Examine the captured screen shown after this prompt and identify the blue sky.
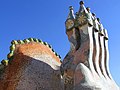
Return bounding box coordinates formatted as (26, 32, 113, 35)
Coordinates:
(0, 0, 120, 86)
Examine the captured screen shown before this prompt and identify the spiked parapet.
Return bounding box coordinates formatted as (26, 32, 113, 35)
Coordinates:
(0, 38, 62, 76)
(0, 38, 62, 90)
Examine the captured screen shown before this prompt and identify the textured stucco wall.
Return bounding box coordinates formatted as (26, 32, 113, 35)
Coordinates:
(0, 42, 63, 90)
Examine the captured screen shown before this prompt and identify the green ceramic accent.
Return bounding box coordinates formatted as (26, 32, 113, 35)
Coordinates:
(37, 39, 42, 42)
(10, 44, 15, 51)
(10, 50, 14, 54)
(51, 48, 54, 52)
(7, 52, 14, 59)
(56, 55, 61, 59)
(11, 40, 18, 45)
(48, 44, 52, 48)
(40, 41, 44, 44)
(33, 38, 39, 42)
(1, 60, 8, 66)
(36, 39, 40, 42)
(43, 42, 48, 45)
(55, 52, 58, 56)
(28, 38, 34, 42)
(38, 39, 44, 44)
(17, 40, 24, 44)
(58, 55, 61, 59)
(23, 39, 30, 43)
(8, 38, 61, 63)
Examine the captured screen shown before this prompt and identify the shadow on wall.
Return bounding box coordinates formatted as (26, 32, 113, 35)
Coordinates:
(0, 53, 63, 90)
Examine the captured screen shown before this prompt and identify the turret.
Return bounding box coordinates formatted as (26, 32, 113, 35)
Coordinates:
(92, 13, 99, 31)
(65, 6, 75, 31)
(67, 6, 75, 20)
(97, 18, 105, 36)
(76, 1, 94, 27)
(78, 1, 88, 15)
(86, 7, 94, 26)
(77, 1, 88, 26)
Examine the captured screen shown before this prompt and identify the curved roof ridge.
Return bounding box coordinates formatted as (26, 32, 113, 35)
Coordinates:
(0, 38, 62, 67)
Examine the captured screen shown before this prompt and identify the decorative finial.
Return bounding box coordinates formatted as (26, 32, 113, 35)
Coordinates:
(69, 6, 73, 10)
(97, 18, 104, 35)
(79, 1, 84, 5)
(78, 1, 88, 15)
(92, 13, 100, 31)
(67, 6, 75, 19)
(104, 29, 108, 40)
(86, 7, 90, 13)
(97, 18, 100, 23)
(92, 13, 96, 16)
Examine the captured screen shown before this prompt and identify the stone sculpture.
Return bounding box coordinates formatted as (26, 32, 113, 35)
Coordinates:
(0, 1, 119, 90)
(62, 1, 119, 90)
